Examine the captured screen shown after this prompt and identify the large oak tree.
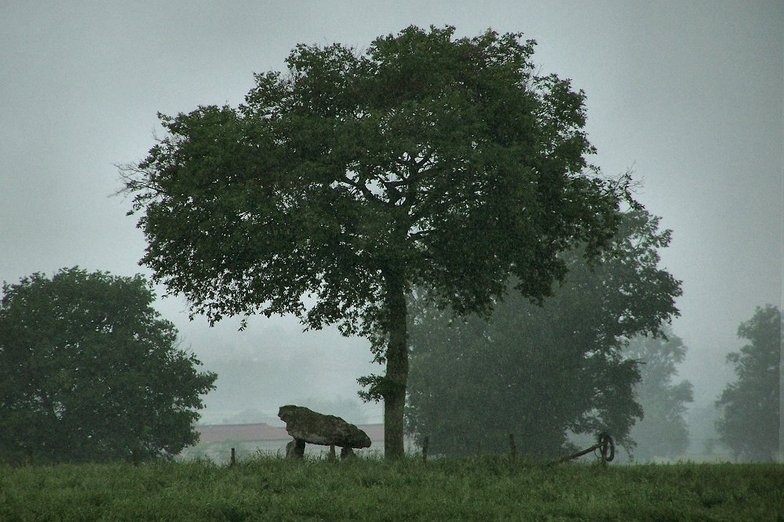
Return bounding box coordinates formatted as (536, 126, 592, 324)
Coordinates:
(124, 26, 628, 457)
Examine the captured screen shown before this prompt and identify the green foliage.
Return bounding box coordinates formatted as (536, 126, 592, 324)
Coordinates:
(123, 26, 630, 456)
(123, 24, 626, 337)
(0, 459, 782, 520)
(624, 332, 693, 461)
(406, 210, 681, 458)
(716, 305, 781, 461)
(0, 268, 217, 463)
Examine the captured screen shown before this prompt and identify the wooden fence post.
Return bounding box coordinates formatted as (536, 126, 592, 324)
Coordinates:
(422, 436, 429, 463)
(230, 447, 236, 467)
(509, 434, 517, 462)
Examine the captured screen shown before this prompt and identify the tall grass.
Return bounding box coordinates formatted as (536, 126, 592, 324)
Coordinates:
(1, 456, 782, 520)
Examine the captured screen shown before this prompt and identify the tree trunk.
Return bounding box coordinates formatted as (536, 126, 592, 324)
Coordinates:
(383, 268, 408, 459)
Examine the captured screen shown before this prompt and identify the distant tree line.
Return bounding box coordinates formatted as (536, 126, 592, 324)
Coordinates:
(623, 332, 692, 461)
(405, 209, 688, 460)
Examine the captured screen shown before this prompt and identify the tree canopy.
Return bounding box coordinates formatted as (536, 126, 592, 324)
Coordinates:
(716, 305, 781, 461)
(124, 26, 630, 456)
(406, 209, 681, 458)
(0, 268, 216, 463)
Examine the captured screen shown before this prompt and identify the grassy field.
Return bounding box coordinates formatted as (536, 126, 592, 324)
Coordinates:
(1, 456, 782, 521)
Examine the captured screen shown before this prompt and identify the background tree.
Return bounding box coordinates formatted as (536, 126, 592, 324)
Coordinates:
(123, 26, 629, 457)
(406, 209, 681, 458)
(0, 268, 216, 463)
(623, 331, 693, 462)
(716, 305, 781, 461)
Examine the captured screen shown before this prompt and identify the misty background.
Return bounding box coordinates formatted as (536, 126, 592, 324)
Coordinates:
(1, 1, 781, 438)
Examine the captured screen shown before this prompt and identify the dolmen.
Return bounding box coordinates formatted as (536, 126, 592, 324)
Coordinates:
(278, 404, 371, 459)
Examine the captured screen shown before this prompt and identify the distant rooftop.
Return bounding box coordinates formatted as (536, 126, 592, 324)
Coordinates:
(196, 423, 385, 444)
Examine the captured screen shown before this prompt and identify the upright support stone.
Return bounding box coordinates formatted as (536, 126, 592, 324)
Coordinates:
(285, 438, 305, 459)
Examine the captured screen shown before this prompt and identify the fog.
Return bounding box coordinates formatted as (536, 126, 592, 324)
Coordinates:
(1, 1, 781, 432)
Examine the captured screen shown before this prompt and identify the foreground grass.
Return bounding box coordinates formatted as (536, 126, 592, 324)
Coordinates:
(1, 457, 783, 521)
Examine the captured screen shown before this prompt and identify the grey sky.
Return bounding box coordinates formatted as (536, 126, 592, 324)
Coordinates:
(1, 1, 781, 424)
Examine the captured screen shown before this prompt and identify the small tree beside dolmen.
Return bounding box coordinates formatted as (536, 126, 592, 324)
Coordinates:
(278, 405, 371, 459)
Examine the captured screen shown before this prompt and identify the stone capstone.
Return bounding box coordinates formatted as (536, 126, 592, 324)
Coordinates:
(278, 405, 371, 456)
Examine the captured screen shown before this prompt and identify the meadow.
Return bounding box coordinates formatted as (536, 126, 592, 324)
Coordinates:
(1, 456, 782, 521)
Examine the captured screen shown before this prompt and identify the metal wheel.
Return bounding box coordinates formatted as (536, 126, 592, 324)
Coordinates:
(597, 433, 615, 462)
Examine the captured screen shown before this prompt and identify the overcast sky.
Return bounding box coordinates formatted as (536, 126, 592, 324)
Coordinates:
(1, 1, 781, 425)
